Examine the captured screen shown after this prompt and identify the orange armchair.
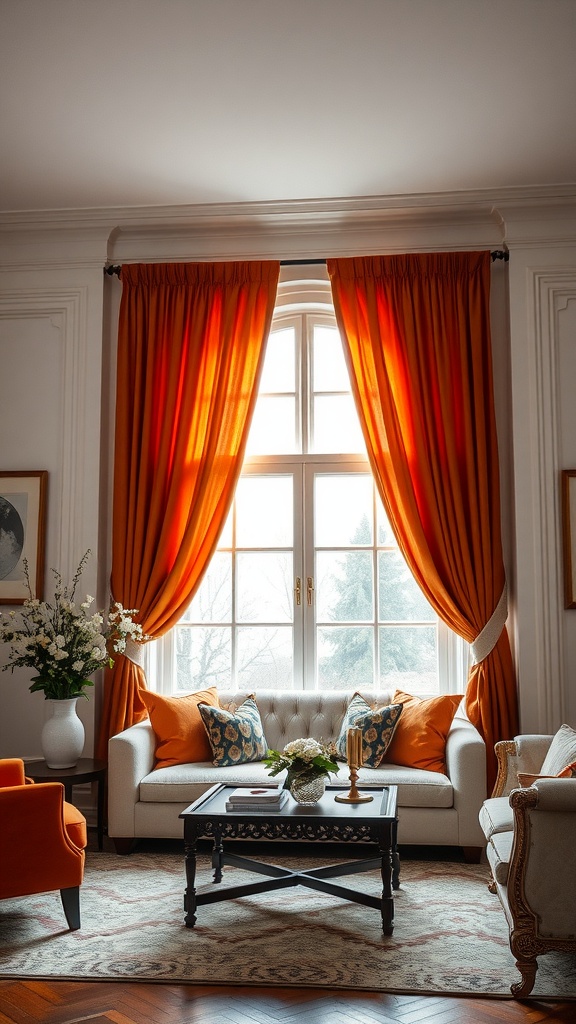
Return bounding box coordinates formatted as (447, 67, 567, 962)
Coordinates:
(0, 758, 87, 929)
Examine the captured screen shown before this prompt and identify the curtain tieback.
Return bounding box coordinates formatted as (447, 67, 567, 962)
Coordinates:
(124, 637, 145, 668)
(471, 583, 508, 665)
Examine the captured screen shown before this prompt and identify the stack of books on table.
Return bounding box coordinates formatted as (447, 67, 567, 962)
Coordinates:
(225, 785, 288, 812)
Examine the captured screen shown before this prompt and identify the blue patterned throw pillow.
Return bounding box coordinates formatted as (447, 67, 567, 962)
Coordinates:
(198, 696, 268, 766)
(335, 693, 403, 768)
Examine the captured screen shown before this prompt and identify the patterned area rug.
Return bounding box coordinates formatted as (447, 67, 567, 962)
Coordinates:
(1, 849, 575, 997)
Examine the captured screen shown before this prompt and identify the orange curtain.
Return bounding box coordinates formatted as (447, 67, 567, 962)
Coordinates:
(328, 252, 518, 791)
(97, 261, 279, 758)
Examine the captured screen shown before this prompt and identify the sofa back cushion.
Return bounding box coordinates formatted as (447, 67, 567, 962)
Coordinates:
(218, 689, 394, 753)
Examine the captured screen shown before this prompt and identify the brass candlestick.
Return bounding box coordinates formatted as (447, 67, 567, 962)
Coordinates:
(334, 762, 374, 804)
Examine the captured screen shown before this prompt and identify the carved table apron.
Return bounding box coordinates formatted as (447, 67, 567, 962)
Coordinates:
(179, 783, 399, 934)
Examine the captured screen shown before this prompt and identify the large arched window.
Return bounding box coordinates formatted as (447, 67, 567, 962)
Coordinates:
(150, 273, 467, 695)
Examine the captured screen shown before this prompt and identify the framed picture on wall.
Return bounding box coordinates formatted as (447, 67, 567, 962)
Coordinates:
(562, 470, 576, 610)
(0, 471, 47, 604)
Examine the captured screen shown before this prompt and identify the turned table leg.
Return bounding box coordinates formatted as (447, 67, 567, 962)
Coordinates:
(183, 837, 198, 928)
(379, 839, 395, 935)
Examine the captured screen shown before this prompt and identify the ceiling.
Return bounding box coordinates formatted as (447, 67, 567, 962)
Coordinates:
(1, 0, 576, 215)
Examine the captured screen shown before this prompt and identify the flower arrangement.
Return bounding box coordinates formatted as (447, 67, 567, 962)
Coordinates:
(0, 550, 147, 700)
(264, 737, 340, 791)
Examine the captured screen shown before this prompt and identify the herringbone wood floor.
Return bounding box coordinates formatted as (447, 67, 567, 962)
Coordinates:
(0, 981, 574, 1024)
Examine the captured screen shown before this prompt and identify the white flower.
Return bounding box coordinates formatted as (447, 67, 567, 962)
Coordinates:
(283, 737, 324, 761)
(0, 549, 148, 701)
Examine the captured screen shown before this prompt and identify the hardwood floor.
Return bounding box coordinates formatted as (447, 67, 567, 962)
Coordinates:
(0, 981, 574, 1024)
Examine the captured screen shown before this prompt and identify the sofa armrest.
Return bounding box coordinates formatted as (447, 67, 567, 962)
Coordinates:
(445, 715, 487, 846)
(508, 779, 576, 936)
(529, 775, 576, 811)
(108, 720, 155, 838)
(492, 734, 554, 797)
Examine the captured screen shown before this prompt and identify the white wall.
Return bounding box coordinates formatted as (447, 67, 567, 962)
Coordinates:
(503, 198, 576, 730)
(0, 189, 575, 765)
(0, 246, 109, 758)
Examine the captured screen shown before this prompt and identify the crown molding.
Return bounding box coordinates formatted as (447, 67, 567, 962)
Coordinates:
(0, 183, 574, 232)
(1, 185, 574, 269)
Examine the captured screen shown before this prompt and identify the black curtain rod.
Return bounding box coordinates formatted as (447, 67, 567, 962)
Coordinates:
(104, 250, 509, 277)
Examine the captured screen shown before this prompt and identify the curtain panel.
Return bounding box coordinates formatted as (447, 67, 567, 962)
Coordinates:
(328, 252, 518, 791)
(97, 261, 280, 758)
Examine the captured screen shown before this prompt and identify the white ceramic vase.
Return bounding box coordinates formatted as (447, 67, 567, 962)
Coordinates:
(41, 697, 85, 768)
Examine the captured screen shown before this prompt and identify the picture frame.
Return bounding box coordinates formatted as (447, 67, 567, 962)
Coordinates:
(0, 471, 47, 604)
(562, 470, 576, 610)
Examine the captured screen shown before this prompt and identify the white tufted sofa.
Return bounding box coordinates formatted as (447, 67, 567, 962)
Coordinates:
(108, 688, 487, 856)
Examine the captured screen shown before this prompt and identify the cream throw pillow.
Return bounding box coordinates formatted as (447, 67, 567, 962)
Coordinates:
(540, 724, 576, 776)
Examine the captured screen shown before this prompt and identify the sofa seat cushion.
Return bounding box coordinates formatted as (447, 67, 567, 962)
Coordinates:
(140, 761, 277, 801)
(486, 829, 513, 885)
(479, 796, 513, 840)
(139, 760, 453, 808)
(364, 764, 453, 807)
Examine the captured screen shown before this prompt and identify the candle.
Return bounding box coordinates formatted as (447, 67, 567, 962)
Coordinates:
(347, 727, 362, 767)
(346, 727, 355, 766)
(356, 728, 363, 767)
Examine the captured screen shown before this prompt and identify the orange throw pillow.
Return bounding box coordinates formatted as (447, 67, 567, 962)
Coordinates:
(140, 687, 220, 768)
(382, 689, 463, 774)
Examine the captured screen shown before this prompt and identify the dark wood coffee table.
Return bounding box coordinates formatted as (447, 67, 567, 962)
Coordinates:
(179, 783, 399, 933)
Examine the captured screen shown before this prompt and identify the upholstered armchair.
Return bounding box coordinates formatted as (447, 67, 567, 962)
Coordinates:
(0, 757, 88, 929)
(479, 731, 576, 996)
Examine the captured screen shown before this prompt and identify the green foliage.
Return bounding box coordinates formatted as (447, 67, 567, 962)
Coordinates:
(264, 739, 340, 790)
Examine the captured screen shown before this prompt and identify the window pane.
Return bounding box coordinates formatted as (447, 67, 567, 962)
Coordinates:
(315, 475, 373, 546)
(377, 503, 396, 546)
(378, 551, 433, 621)
(245, 396, 296, 455)
(181, 552, 232, 623)
(237, 552, 293, 623)
(237, 626, 293, 689)
(316, 550, 373, 622)
(260, 326, 295, 393)
(218, 505, 233, 547)
(313, 324, 349, 391)
(379, 625, 438, 691)
(175, 625, 231, 692)
(317, 625, 374, 689)
(312, 395, 366, 454)
(235, 476, 293, 547)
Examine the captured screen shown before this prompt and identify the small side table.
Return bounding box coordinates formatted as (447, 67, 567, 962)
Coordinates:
(26, 757, 107, 851)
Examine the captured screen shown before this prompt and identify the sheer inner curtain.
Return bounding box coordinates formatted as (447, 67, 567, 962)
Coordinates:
(97, 261, 280, 759)
(328, 252, 518, 791)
